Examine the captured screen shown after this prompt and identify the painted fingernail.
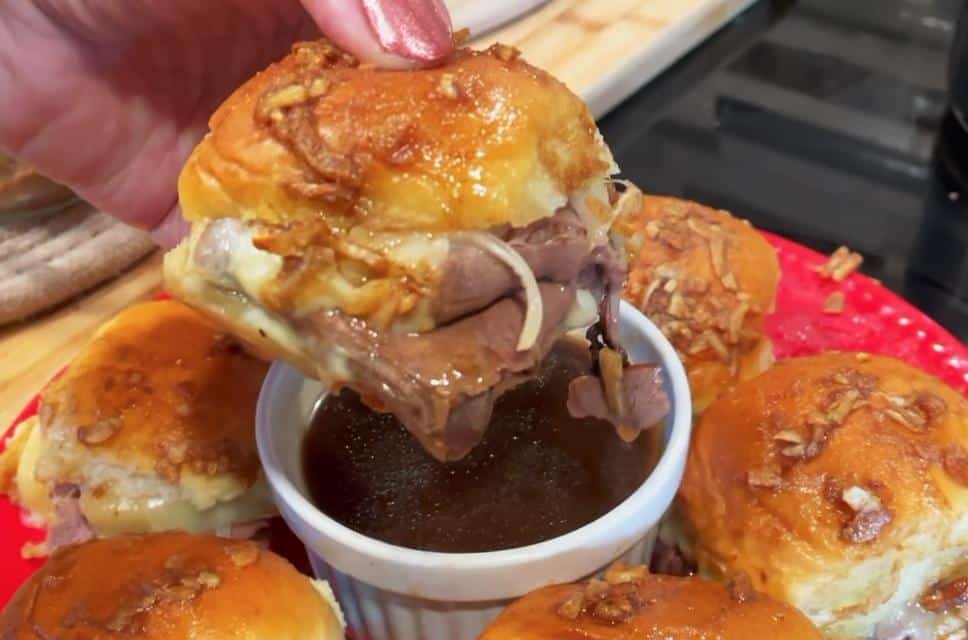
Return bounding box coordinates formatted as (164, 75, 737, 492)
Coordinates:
(360, 0, 453, 62)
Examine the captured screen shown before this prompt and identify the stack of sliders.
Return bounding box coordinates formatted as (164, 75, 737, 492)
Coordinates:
(163, 39, 671, 462)
(0, 300, 276, 555)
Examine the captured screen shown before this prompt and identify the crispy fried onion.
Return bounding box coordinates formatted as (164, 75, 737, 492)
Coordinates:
(570, 179, 642, 247)
(455, 231, 543, 352)
(598, 346, 640, 442)
(570, 180, 613, 246)
(610, 179, 644, 222)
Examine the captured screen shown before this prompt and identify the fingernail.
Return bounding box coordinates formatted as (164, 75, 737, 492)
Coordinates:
(360, 0, 453, 62)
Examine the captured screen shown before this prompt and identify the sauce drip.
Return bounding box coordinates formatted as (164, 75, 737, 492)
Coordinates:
(302, 343, 662, 552)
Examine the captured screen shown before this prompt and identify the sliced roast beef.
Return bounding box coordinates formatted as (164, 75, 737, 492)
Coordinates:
(434, 208, 592, 324)
(567, 358, 669, 439)
(563, 241, 662, 440)
(650, 537, 696, 576)
(299, 283, 577, 461)
(434, 208, 628, 328)
(578, 243, 627, 349)
(45, 483, 95, 551)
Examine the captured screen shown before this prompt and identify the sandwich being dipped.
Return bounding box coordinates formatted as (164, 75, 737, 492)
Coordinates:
(164, 40, 669, 461)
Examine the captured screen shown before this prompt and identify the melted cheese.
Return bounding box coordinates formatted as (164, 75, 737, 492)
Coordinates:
(563, 288, 600, 331)
(190, 219, 448, 332)
(570, 179, 614, 247)
(11, 418, 53, 523)
(79, 478, 274, 537)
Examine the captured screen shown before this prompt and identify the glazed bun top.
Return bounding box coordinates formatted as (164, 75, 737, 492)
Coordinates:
(679, 352, 967, 595)
(0, 533, 344, 639)
(178, 39, 615, 235)
(614, 194, 779, 412)
(37, 300, 268, 487)
(479, 565, 822, 639)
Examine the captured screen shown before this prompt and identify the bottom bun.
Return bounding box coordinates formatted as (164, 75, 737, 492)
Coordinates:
(0, 532, 344, 639)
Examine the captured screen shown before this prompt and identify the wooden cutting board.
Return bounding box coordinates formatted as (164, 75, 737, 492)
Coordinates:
(0, 0, 757, 429)
(473, 0, 758, 117)
(446, 0, 550, 39)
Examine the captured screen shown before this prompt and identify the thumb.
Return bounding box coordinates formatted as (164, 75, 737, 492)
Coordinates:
(151, 204, 191, 250)
(299, 0, 453, 68)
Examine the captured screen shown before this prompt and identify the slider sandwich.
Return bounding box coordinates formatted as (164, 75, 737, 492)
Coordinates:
(0, 301, 275, 554)
(678, 353, 968, 639)
(614, 194, 778, 413)
(165, 40, 669, 461)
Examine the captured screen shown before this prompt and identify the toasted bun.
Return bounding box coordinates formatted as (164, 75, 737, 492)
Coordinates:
(0, 300, 274, 538)
(615, 195, 778, 413)
(678, 352, 968, 638)
(0, 533, 344, 639)
(178, 40, 614, 232)
(480, 566, 822, 639)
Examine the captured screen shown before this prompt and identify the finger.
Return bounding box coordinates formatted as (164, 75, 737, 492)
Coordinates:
(151, 205, 191, 249)
(299, 0, 453, 68)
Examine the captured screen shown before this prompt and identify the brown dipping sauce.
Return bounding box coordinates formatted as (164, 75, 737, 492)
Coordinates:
(301, 342, 663, 553)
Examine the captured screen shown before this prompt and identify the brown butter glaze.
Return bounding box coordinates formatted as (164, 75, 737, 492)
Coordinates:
(479, 567, 824, 639)
(36, 300, 268, 485)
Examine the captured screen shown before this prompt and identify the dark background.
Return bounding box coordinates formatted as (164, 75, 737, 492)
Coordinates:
(600, 0, 968, 342)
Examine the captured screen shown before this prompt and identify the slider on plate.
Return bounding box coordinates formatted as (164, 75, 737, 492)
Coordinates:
(479, 562, 822, 638)
(0, 532, 344, 638)
(677, 352, 968, 639)
(0, 300, 275, 555)
(164, 39, 669, 462)
(614, 195, 778, 413)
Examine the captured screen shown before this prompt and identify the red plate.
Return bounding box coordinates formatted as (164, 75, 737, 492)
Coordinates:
(0, 234, 965, 606)
(763, 232, 967, 391)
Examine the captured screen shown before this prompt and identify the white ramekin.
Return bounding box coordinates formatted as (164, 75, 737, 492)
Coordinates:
(256, 301, 692, 640)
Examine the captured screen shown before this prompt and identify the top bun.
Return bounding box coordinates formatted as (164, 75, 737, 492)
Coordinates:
(614, 194, 778, 413)
(178, 39, 615, 233)
(0, 532, 344, 639)
(678, 352, 968, 638)
(480, 564, 821, 639)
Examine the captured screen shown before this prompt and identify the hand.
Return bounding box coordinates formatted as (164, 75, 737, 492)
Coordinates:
(0, 0, 452, 247)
